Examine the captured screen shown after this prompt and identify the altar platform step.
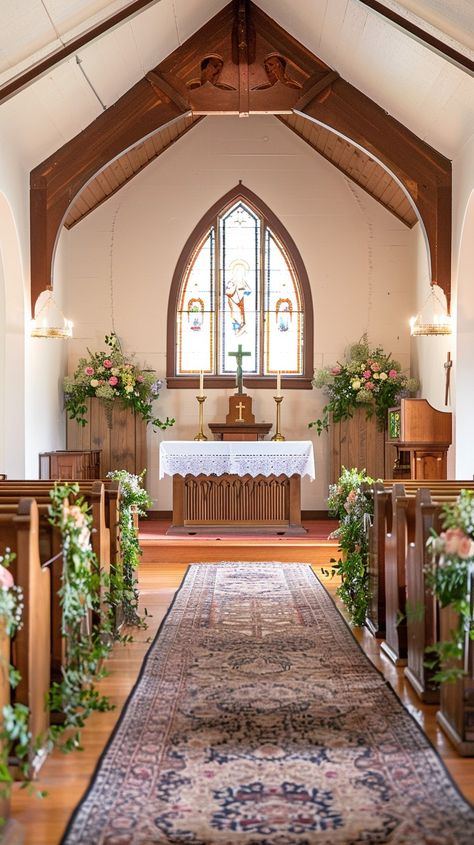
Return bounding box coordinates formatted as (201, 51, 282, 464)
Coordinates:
(139, 519, 339, 566)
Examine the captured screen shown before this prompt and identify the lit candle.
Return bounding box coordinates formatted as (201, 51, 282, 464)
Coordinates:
(276, 371, 281, 396)
(199, 370, 204, 396)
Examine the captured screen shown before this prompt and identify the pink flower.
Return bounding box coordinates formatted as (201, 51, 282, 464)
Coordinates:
(136, 375, 144, 383)
(365, 381, 375, 390)
(109, 376, 118, 386)
(443, 528, 467, 556)
(103, 359, 113, 369)
(458, 536, 474, 559)
(0, 564, 14, 589)
(362, 370, 371, 379)
(84, 366, 94, 376)
(371, 362, 381, 372)
(388, 369, 398, 379)
(344, 489, 358, 512)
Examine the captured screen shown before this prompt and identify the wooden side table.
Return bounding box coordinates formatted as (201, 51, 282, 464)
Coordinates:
(39, 450, 101, 480)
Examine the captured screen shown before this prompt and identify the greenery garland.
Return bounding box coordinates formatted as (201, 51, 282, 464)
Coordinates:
(326, 467, 374, 626)
(0, 550, 45, 810)
(47, 484, 114, 752)
(425, 490, 474, 683)
(106, 470, 152, 628)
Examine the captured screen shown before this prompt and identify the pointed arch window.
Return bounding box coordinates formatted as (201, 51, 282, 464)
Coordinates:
(167, 185, 313, 389)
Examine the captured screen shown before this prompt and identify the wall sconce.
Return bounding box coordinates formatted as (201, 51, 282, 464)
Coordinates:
(409, 284, 452, 336)
(31, 286, 73, 338)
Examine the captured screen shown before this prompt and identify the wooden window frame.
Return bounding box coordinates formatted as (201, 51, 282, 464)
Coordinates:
(167, 184, 314, 390)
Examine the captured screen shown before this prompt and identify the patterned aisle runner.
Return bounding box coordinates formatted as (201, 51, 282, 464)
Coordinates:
(62, 563, 474, 844)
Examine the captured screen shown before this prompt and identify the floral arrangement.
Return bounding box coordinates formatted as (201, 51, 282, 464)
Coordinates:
(425, 490, 474, 683)
(325, 467, 375, 626)
(310, 335, 418, 433)
(64, 332, 174, 430)
(106, 470, 152, 628)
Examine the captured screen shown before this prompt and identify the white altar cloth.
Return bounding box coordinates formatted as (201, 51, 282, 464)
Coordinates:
(159, 440, 315, 480)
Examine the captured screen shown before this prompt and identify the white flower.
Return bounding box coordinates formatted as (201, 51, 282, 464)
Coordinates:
(379, 372, 388, 381)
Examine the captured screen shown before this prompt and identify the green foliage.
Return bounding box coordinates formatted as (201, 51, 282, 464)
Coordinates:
(64, 332, 174, 431)
(425, 491, 474, 683)
(327, 467, 375, 626)
(106, 470, 152, 628)
(0, 550, 43, 810)
(310, 334, 418, 434)
(47, 484, 114, 751)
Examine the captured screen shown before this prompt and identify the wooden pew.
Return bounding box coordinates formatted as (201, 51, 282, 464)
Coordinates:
(0, 479, 123, 646)
(363, 479, 474, 640)
(0, 482, 114, 686)
(437, 602, 474, 756)
(404, 488, 449, 702)
(382, 483, 473, 665)
(0, 500, 50, 747)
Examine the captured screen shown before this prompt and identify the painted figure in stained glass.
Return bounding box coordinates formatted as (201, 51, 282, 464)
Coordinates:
(276, 297, 293, 332)
(225, 259, 251, 336)
(187, 297, 204, 331)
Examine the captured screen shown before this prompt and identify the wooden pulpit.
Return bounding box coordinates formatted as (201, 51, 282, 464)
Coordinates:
(386, 398, 452, 480)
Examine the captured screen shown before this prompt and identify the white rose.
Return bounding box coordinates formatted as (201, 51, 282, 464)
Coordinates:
(379, 372, 388, 381)
(352, 380, 361, 390)
(373, 372, 380, 379)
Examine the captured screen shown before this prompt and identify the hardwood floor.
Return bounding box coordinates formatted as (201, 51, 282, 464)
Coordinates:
(11, 560, 474, 844)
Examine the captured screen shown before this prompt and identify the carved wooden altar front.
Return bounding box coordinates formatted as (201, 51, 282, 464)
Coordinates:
(160, 440, 314, 536)
(171, 472, 303, 535)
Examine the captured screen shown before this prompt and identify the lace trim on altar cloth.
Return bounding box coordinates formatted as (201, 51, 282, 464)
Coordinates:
(159, 442, 315, 480)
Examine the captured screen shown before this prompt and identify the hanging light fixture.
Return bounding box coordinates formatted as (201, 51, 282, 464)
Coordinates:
(31, 286, 73, 339)
(409, 284, 452, 336)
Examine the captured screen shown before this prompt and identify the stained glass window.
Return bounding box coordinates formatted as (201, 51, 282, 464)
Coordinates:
(175, 196, 306, 381)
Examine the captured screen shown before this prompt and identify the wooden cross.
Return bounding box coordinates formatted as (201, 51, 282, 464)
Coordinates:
(228, 344, 251, 394)
(235, 401, 245, 422)
(444, 351, 453, 406)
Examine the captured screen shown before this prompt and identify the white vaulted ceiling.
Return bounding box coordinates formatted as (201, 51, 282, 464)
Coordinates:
(0, 0, 473, 173)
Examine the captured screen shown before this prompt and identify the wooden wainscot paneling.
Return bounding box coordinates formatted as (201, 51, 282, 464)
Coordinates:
(330, 409, 385, 483)
(66, 399, 147, 477)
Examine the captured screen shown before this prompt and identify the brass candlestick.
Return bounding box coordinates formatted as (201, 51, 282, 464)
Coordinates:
(194, 395, 208, 441)
(271, 395, 285, 441)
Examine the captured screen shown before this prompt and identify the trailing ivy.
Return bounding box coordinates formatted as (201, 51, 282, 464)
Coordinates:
(47, 484, 114, 752)
(0, 549, 46, 813)
(326, 467, 374, 626)
(106, 470, 152, 628)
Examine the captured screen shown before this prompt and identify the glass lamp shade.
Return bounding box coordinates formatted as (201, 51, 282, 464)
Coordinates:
(409, 285, 452, 337)
(31, 288, 73, 339)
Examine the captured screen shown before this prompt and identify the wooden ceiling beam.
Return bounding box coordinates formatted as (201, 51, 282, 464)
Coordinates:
(357, 0, 474, 77)
(294, 71, 339, 112)
(298, 76, 452, 304)
(235, 0, 250, 117)
(0, 0, 163, 105)
(29, 0, 453, 312)
(146, 70, 191, 112)
(30, 78, 188, 311)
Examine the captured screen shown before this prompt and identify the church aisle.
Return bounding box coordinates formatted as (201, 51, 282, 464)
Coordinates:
(11, 562, 474, 844)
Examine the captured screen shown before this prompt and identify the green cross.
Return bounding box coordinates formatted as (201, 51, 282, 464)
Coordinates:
(228, 344, 251, 394)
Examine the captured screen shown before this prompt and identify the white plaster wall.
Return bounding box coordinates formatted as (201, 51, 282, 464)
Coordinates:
(452, 132, 474, 480)
(62, 115, 417, 508)
(410, 225, 452, 411)
(25, 237, 68, 477)
(0, 185, 27, 478)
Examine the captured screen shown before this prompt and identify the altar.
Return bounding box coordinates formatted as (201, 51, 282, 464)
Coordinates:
(159, 440, 315, 535)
